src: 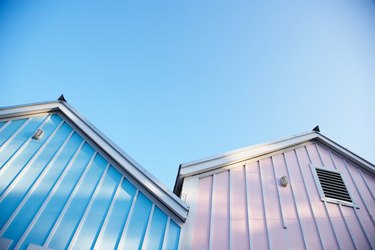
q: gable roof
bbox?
[0,100,189,221]
[174,131,375,195]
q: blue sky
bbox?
[1,0,374,188]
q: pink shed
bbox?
[174,131,375,250]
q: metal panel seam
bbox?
[141,204,156,250]
[118,190,140,250]
[309,145,341,249]
[0,116,50,174]
[0,118,30,149]
[44,152,98,247]
[68,163,111,249]
[93,177,124,249]
[15,138,85,249]
[294,149,324,249]
[0,120,66,237]
[283,153,307,249]
[243,164,252,250]
[258,161,272,250]
[161,218,170,250]
[0,120,65,203]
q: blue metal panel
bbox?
[0,118,40,169]
[0,118,27,147]
[20,142,95,248]
[0,121,6,129]
[122,192,153,249]
[144,206,168,250]
[94,178,137,249]
[0,114,181,250]
[47,154,108,249]
[165,220,181,250]
[2,130,81,247]
[70,166,122,249]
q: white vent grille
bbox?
[312,167,353,205]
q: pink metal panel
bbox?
[191,176,212,249]
[301,145,341,249]
[332,148,375,249]
[259,158,288,250]
[346,162,375,218]
[361,170,375,199]
[230,166,250,250]
[272,154,305,249]
[186,141,375,250]
[211,171,229,250]
[246,161,268,250]
[284,150,321,249]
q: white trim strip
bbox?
[141,204,155,250]
[161,217,170,250]
[359,169,375,200]
[93,177,124,250]
[270,157,286,229]
[117,189,140,250]
[258,161,272,250]
[44,152,98,247]
[228,170,232,250]
[338,204,357,248]
[0,126,72,237]
[15,139,85,249]
[243,164,252,250]
[0,120,65,203]
[68,163,111,249]
[294,149,324,249]
[283,153,307,249]
[208,175,215,250]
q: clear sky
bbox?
[0,0,374,189]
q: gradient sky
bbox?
[1,0,374,188]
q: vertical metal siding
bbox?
[0,114,181,250]
[188,141,375,249]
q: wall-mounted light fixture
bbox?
[280,176,289,187]
[33,129,44,140]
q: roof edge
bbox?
[0,100,189,221]
[174,131,375,195]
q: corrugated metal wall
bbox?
[190,142,375,249]
[0,114,180,250]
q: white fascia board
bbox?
[179,132,375,178]
[0,101,189,221]
[313,133,375,174]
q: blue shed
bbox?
[0,100,188,250]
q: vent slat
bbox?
[320,181,348,190]
[316,171,341,177]
[314,168,353,204]
[316,174,343,182]
[323,188,350,197]
[323,189,351,198]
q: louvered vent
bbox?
[315,168,352,203]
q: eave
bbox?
[0,100,189,221]
[174,131,375,196]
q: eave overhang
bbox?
[0,100,189,221]
[174,131,375,196]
